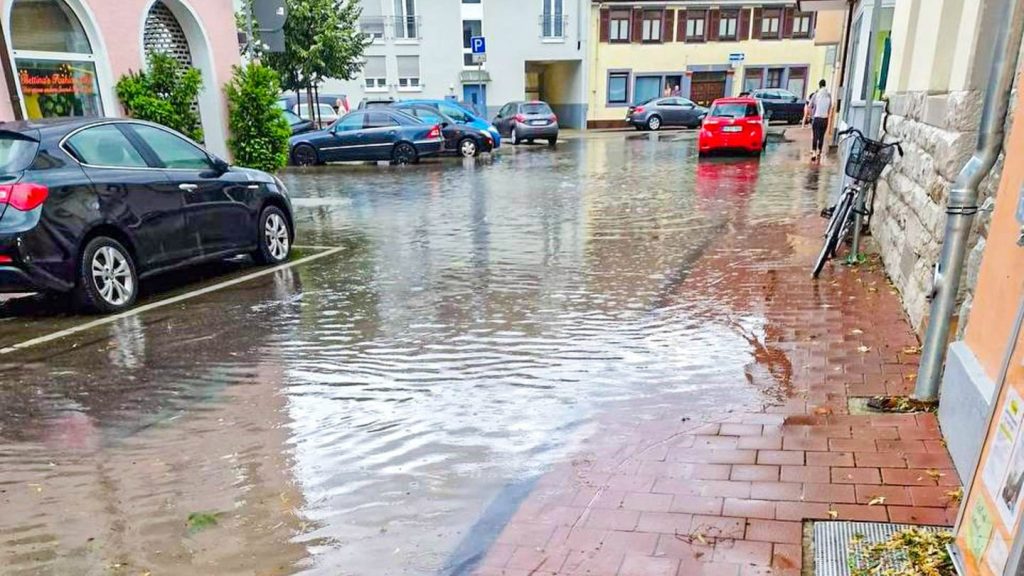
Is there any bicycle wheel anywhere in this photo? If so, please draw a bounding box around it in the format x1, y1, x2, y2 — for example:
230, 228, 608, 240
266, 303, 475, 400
812, 192, 854, 278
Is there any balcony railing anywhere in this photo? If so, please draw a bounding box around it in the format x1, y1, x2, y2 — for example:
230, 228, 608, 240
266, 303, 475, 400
540, 14, 569, 39
359, 16, 386, 41
392, 15, 421, 40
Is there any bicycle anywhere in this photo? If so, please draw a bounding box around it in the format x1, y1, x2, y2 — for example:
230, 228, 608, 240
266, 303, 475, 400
811, 128, 903, 278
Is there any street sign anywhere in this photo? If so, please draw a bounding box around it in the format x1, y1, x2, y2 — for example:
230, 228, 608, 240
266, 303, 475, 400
471, 53, 487, 64
729, 53, 745, 63
470, 36, 486, 54
253, 0, 287, 32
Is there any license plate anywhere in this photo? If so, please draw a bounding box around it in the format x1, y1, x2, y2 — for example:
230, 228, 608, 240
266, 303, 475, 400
723, 126, 743, 133
529, 120, 547, 126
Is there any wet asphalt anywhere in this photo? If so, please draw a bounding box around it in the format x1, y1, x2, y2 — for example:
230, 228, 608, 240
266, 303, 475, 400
0, 129, 839, 575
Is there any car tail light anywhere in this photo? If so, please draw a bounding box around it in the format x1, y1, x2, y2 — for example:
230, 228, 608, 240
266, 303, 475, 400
551, 114, 558, 122
514, 114, 526, 123
0, 183, 48, 211
0, 255, 12, 264
634, 106, 645, 114
427, 124, 442, 140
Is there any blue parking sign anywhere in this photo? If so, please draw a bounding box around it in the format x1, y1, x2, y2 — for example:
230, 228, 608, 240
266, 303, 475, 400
471, 36, 486, 54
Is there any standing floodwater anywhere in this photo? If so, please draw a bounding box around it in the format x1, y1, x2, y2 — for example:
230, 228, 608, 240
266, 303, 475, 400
0, 134, 837, 575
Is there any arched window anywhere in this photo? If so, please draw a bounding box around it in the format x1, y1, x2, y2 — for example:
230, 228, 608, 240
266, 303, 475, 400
144, 1, 194, 68
9, 0, 102, 119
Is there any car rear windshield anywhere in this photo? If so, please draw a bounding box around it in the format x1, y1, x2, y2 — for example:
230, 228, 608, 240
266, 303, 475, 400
522, 102, 552, 115
0, 133, 38, 174
710, 103, 760, 118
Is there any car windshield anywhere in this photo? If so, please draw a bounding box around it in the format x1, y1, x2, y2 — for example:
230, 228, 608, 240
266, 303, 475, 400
522, 102, 552, 115
0, 133, 38, 174
710, 103, 759, 118
281, 110, 303, 126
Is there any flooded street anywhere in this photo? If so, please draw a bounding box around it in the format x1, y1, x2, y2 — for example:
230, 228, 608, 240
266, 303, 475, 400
0, 132, 838, 575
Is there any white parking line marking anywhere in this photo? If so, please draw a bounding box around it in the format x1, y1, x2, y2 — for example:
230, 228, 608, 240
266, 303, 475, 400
0, 246, 345, 356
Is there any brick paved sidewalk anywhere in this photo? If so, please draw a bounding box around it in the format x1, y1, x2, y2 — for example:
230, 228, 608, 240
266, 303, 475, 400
475, 216, 960, 576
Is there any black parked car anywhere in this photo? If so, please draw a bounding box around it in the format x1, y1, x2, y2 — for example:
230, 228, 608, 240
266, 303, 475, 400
289, 109, 444, 166
283, 109, 315, 135
750, 89, 806, 124
0, 118, 295, 313
391, 103, 494, 157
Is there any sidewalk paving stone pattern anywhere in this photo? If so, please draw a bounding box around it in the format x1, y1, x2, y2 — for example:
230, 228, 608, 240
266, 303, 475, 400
477, 205, 959, 574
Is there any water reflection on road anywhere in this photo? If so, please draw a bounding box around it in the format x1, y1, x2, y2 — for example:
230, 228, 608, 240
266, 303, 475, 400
0, 134, 837, 575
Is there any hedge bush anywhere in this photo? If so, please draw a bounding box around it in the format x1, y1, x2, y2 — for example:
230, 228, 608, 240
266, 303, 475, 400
224, 63, 291, 173
116, 53, 203, 142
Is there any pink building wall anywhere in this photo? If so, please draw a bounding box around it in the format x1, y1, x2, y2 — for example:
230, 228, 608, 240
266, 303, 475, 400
0, 0, 241, 156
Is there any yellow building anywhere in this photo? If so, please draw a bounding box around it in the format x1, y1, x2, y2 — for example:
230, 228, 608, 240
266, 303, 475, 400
587, 0, 841, 128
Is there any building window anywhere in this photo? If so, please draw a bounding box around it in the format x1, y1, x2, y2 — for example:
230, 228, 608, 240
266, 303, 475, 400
393, 0, 418, 39
462, 0, 480, 3
765, 68, 783, 88
360, 0, 385, 41
634, 76, 662, 103
686, 12, 705, 41
363, 56, 387, 91
610, 10, 630, 42
743, 68, 763, 93
793, 12, 812, 38
462, 19, 481, 67
10, 0, 103, 119
607, 71, 629, 105
542, 0, 564, 38
787, 67, 807, 98
396, 55, 420, 90
761, 8, 781, 39
718, 10, 738, 40
642, 11, 662, 42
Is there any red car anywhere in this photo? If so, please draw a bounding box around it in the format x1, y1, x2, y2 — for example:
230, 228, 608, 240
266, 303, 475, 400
698, 97, 769, 155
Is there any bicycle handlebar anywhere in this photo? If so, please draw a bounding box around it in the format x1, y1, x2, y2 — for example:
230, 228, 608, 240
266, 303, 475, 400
837, 127, 904, 157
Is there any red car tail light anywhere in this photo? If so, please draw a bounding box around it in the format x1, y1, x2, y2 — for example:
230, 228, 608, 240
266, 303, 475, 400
551, 114, 558, 122
0, 183, 48, 211
514, 114, 526, 123
0, 255, 12, 264
634, 106, 645, 114
427, 124, 442, 140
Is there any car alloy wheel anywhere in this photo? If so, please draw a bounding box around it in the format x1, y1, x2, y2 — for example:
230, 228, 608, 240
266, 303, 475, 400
254, 206, 292, 264
511, 128, 519, 145
75, 236, 138, 313
293, 144, 317, 166
647, 116, 662, 131
459, 137, 478, 158
392, 142, 417, 165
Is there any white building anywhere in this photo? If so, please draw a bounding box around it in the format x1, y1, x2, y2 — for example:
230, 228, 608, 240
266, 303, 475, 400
321, 0, 589, 128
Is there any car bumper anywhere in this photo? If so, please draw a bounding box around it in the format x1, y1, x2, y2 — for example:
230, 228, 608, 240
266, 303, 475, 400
514, 122, 559, 138
0, 232, 74, 293
414, 140, 446, 157
699, 130, 763, 152
0, 265, 42, 293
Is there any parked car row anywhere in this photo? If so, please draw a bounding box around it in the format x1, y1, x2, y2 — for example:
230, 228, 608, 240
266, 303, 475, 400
287, 98, 562, 166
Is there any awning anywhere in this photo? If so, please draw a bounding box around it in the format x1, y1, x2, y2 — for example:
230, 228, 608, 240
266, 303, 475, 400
460, 70, 491, 84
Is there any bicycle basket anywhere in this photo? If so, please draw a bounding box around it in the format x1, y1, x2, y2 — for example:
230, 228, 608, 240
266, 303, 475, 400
845, 138, 896, 182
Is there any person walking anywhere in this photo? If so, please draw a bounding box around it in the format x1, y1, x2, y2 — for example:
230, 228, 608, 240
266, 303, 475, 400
808, 79, 832, 162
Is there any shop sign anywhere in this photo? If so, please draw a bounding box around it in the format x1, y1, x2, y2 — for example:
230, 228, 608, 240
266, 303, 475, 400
19, 69, 96, 96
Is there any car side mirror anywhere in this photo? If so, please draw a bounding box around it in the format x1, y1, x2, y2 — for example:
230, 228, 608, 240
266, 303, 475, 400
440, 121, 451, 128
209, 156, 229, 174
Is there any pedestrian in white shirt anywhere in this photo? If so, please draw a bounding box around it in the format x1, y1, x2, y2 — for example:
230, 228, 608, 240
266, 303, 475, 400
807, 79, 832, 162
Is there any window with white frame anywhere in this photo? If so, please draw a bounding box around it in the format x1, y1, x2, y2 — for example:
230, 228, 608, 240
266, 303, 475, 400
641, 10, 661, 42
542, 0, 564, 38
718, 9, 738, 40
396, 55, 420, 90
761, 9, 781, 38
393, 0, 417, 39
360, 0, 385, 41
363, 56, 386, 91
793, 12, 812, 38
610, 10, 630, 41
685, 12, 705, 41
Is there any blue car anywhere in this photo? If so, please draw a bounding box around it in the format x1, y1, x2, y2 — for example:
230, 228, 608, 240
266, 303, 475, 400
393, 99, 501, 147
289, 109, 444, 166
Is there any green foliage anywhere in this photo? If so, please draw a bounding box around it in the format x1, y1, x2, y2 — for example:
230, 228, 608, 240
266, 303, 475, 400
116, 53, 203, 142
257, 0, 371, 96
186, 511, 222, 534
225, 63, 291, 173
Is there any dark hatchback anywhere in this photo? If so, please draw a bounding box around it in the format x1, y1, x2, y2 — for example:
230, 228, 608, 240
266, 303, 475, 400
392, 103, 494, 157
0, 118, 295, 313
750, 89, 806, 124
289, 109, 444, 166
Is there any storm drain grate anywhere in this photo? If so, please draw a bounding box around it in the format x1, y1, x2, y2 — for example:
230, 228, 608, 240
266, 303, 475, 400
813, 521, 949, 576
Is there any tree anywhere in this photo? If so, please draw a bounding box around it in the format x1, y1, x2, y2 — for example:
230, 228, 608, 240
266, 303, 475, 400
115, 52, 203, 142
253, 0, 371, 120
225, 63, 291, 172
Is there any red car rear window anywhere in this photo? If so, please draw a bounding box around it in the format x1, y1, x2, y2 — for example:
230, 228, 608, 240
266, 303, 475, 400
710, 103, 759, 118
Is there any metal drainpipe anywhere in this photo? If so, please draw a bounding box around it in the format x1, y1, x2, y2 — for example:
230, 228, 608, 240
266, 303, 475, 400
913, 0, 1024, 400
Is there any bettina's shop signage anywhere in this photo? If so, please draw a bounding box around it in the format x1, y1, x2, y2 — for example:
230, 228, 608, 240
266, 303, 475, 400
14, 60, 102, 119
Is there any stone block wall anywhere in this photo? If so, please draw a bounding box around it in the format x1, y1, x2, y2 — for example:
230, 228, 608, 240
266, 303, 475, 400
871, 49, 1022, 337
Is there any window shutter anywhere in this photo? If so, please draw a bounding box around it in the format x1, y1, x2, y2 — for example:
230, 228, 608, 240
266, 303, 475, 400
663, 9, 674, 42
396, 55, 419, 77
364, 56, 386, 78
708, 9, 720, 41
738, 8, 751, 40
751, 7, 762, 40
782, 7, 794, 38
599, 8, 610, 42
810, 12, 817, 39
676, 9, 687, 41
632, 7, 643, 43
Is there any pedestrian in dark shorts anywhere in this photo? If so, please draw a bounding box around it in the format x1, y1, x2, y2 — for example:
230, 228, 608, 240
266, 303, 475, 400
807, 79, 832, 162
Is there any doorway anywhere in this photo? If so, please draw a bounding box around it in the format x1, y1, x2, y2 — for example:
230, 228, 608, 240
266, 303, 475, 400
462, 84, 487, 117
689, 72, 727, 106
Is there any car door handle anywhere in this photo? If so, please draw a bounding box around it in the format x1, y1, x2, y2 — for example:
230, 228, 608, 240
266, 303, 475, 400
246, 184, 260, 190
179, 183, 198, 192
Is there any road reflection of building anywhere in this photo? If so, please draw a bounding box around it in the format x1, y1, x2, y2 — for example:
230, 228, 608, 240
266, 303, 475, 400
0, 266, 313, 575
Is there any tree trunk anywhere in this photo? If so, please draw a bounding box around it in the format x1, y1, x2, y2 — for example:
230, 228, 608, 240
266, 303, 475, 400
305, 82, 315, 125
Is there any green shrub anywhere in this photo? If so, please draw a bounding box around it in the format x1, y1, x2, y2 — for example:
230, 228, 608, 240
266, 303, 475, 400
224, 63, 290, 173
116, 53, 203, 142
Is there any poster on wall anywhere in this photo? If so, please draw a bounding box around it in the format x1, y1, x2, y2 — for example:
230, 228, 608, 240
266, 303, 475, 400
997, 427, 1024, 527
14, 59, 102, 120
984, 389, 1024, 500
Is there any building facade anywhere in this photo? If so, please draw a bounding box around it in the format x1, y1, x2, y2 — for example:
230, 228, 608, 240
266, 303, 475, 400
0, 0, 240, 157
321, 0, 590, 128
587, 0, 839, 128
